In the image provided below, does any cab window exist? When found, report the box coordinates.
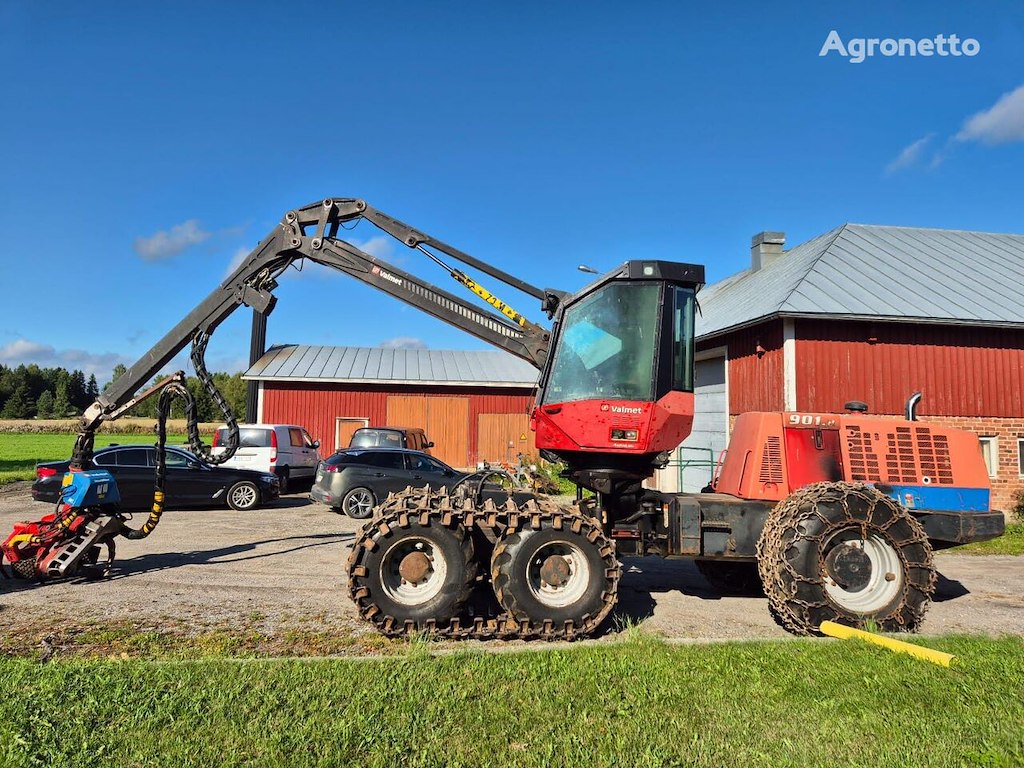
[543,282,662,404]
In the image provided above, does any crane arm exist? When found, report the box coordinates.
[85,198,558,434]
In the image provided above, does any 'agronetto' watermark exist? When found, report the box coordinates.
[820,30,980,64]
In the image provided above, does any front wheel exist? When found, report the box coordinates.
[757,482,936,635]
[227,481,261,511]
[342,487,376,519]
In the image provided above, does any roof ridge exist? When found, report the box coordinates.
[845,222,1024,238]
[776,224,849,312]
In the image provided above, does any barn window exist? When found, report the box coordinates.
[1018,439,1024,477]
[979,436,998,478]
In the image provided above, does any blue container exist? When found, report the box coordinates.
[60,470,122,507]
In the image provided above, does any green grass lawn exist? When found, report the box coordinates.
[0,635,1021,768]
[952,522,1024,556]
[0,433,190,485]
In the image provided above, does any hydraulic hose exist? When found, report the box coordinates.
[122,333,240,540]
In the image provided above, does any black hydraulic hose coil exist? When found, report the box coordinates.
[122,333,240,540]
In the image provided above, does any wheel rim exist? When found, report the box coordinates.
[526,540,591,609]
[822,531,904,614]
[231,484,257,508]
[379,537,449,606]
[346,490,374,516]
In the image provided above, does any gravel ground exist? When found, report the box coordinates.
[1,481,1021,654]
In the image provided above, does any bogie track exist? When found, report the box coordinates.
[346,486,620,640]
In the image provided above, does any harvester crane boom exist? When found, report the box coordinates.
[88,198,558,437]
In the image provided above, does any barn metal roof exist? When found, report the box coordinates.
[696,224,1024,339]
[243,345,539,387]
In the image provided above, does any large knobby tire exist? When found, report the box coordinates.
[349,514,476,630]
[227,481,261,511]
[757,482,936,635]
[695,560,764,596]
[342,487,376,519]
[491,515,618,634]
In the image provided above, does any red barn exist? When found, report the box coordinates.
[671,224,1024,515]
[244,345,538,469]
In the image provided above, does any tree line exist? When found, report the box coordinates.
[0,363,248,422]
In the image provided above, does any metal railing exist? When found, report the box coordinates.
[665,446,717,492]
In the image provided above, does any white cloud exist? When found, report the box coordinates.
[885,133,934,175]
[0,338,130,381]
[353,236,397,260]
[956,84,1024,145]
[379,337,428,350]
[134,219,211,262]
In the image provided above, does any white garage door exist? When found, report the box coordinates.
[676,355,728,492]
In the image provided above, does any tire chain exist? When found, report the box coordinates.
[346,485,620,641]
[756,481,936,636]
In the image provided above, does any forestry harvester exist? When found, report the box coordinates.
[2,199,1004,640]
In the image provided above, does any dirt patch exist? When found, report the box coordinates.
[1,486,1021,658]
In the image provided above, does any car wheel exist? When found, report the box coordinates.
[342,487,377,519]
[227,481,261,511]
[278,467,290,494]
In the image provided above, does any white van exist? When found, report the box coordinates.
[213,424,321,493]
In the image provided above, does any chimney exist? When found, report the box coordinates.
[751,231,785,271]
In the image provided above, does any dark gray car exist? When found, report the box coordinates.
[310,448,463,518]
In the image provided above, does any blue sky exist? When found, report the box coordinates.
[1,1,1022,384]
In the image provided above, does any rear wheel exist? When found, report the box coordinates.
[342,487,376,519]
[277,467,290,494]
[349,515,476,629]
[757,482,935,635]
[227,481,261,511]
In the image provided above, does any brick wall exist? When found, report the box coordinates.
[917,415,1022,518]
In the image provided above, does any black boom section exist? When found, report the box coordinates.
[312,238,549,365]
[84,198,553,431]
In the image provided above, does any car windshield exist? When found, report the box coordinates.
[350,430,404,449]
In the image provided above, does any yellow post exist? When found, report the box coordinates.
[819,620,956,667]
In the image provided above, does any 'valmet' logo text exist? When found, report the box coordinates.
[372,265,403,286]
[611,406,643,414]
